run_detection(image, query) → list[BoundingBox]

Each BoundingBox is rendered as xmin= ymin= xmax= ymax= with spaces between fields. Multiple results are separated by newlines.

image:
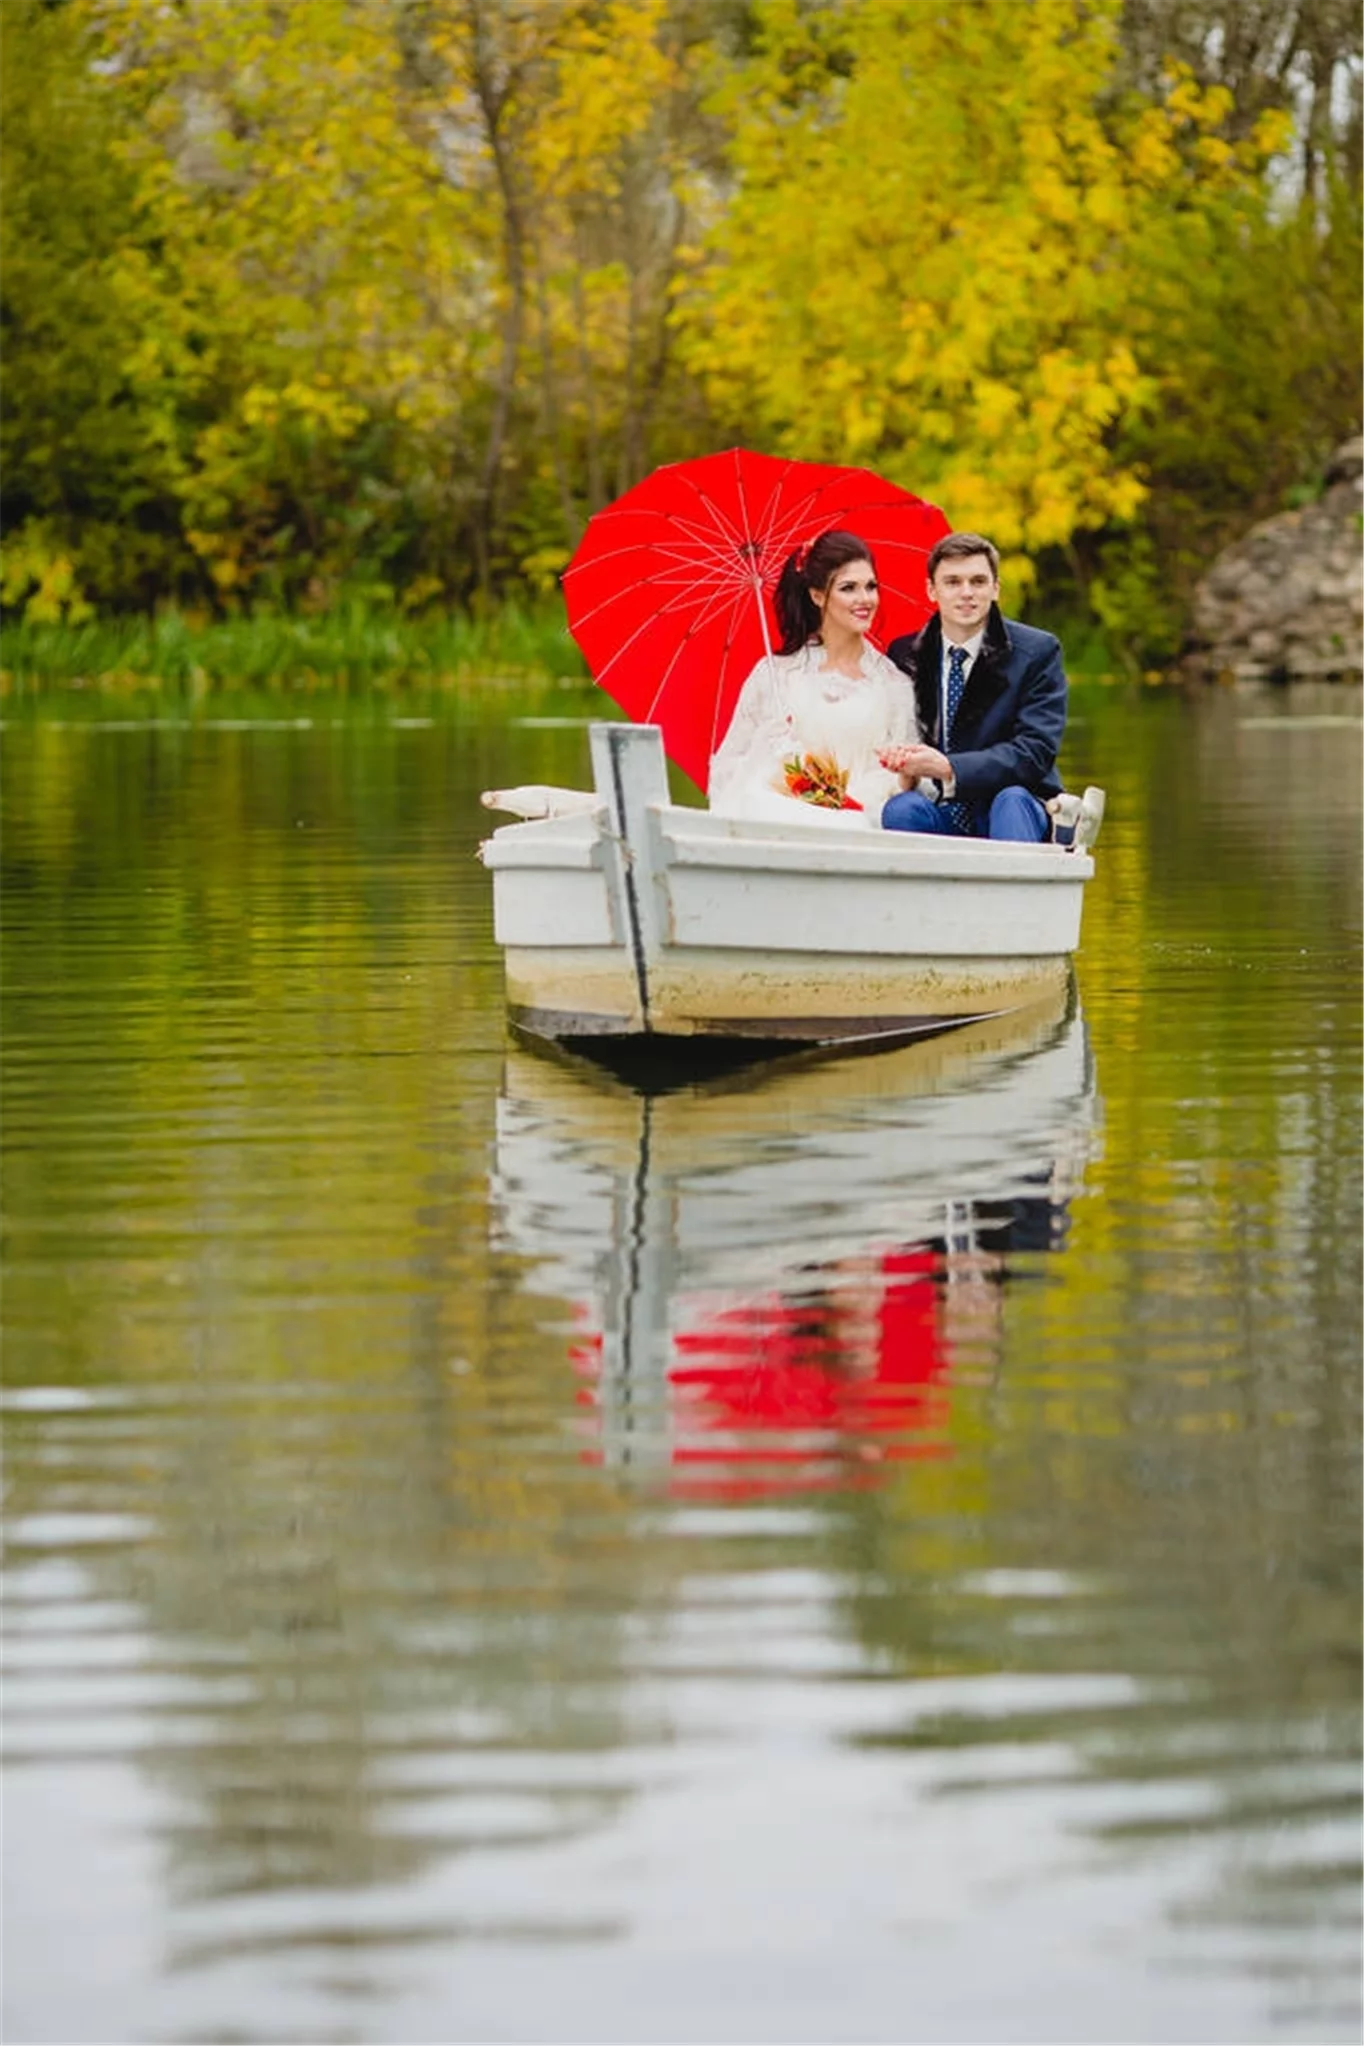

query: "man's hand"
xmin=878 ymin=742 xmax=951 ymax=786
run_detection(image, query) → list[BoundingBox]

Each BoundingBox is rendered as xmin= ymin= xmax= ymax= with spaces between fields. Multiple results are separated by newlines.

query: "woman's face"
xmin=813 ymin=558 xmax=879 ymax=639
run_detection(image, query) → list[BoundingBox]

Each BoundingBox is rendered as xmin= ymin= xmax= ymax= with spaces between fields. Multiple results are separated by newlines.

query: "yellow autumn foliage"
xmin=674 ymin=0 xmax=1290 ymax=586
xmin=0 ymin=0 xmax=1357 ymax=644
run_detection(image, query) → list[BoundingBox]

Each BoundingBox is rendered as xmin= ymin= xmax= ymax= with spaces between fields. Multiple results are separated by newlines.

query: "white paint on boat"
xmin=478 ymin=723 xmax=1097 ymax=1047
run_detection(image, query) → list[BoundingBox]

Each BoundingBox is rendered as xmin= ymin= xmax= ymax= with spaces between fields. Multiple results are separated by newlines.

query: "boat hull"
xmin=480 ymin=723 xmax=1094 ymax=1054
xmin=503 ymin=946 xmax=1070 ymax=1041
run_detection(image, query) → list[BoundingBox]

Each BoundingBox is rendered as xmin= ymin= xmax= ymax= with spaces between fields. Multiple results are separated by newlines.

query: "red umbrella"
xmin=562 ymin=447 xmax=951 ymax=791
xmin=569 ymin=1249 xmax=951 ymax=1501
xmin=666 ymin=1249 xmax=950 ymax=1498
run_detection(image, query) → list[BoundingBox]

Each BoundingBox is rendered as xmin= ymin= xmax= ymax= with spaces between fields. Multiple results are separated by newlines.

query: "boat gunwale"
xmin=659 ymin=810 xmax=1094 ymax=881
xmin=483 ymin=800 xmax=1096 ymax=884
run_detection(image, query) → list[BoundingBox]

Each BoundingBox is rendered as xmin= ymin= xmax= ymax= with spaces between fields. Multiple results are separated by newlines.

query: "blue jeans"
xmin=880 ymin=786 xmax=1049 ymax=842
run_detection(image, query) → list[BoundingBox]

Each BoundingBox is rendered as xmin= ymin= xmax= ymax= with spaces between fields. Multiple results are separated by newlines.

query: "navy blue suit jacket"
xmin=886 ymin=604 xmax=1067 ymax=822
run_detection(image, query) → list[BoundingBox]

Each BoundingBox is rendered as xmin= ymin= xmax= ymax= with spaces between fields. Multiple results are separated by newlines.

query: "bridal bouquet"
xmin=778 ymin=752 xmax=863 ymax=811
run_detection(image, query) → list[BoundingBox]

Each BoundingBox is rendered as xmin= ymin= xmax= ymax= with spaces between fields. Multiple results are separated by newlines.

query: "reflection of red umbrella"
xmin=562 ymin=448 xmax=950 ymax=791
xmin=667 ymin=1251 xmax=949 ymax=1499
xmin=571 ymin=1251 xmax=951 ymax=1502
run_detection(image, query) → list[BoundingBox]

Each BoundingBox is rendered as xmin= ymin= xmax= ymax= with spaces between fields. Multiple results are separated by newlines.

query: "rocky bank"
xmin=1184 ymin=437 xmax=1363 ymax=683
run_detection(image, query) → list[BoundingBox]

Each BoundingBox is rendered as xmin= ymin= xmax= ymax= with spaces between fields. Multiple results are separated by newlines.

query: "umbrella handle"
xmin=752 ymin=572 xmax=777 ymax=670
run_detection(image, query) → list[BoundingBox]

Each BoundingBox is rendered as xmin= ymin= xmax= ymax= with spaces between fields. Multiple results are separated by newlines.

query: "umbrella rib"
xmin=590 ymin=575 xmax=758 ymax=693
xmin=564 ymin=522 xmax=770 ymax=593
xmin=652 ymin=508 xmax=769 ymax=574
xmin=758 ymin=474 xmax=933 ymax=569
xmin=576 ymin=464 xmax=753 ymax=557
xmin=568 ymin=557 xmax=755 ymax=638
xmin=755 ymin=480 xmax=869 ymax=567
xmin=565 ymin=532 xmax=756 ymax=585
xmin=566 ymin=516 xmax=752 ymax=565
xmin=646 ymin=587 xmax=761 ymax=762
xmin=640 ymin=586 xmax=752 ymax=730
xmin=670 ymin=469 xmax=754 ymax=554
xmin=706 ymin=599 xmax=755 ymax=763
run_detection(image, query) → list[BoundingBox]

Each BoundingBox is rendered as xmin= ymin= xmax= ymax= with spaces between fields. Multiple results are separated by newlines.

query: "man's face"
xmin=929 ymin=554 xmax=999 ymax=641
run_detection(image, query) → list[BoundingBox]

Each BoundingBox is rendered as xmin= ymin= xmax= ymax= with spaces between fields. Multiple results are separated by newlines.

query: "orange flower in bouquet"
xmin=778 ymin=752 xmax=863 ymax=810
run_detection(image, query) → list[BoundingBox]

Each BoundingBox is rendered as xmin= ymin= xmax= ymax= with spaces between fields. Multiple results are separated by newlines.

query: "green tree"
xmin=673 ymin=0 xmax=1292 ymax=606
xmin=0 ymin=0 xmax=194 ymax=616
xmin=2 ymin=0 xmax=1356 ymax=652
xmin=1077 ymin=166 xmax=1362 ymax=659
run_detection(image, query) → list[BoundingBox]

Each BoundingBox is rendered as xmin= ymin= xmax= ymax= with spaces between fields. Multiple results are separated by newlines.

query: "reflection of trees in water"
xmin=144 ymin=1416 xmax=642 ymax=1904
xmin=6 ymin=695 xmax=1358 ymax=2032
xmin=2 ymin=713 xmax=696 ymax=1921
xmin=827 ymin=1166 xmax=1361 ymax=2032
xmin=6 ymin=1324 xmax=668 ymax=1923
xmin=3 ymin=1068 xmax=674 ymax=1923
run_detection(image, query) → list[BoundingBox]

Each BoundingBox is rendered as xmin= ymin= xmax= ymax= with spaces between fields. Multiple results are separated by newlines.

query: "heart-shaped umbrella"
xmin=562 ymin=448 xmax=951 ymax=791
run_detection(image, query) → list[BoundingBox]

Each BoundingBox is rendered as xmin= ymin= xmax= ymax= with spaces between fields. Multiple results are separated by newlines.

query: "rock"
xmin=1325 ymin=436 xmax=1363 ymax=484
xmin=1184 ymin=438 xmax=1363 ymax=683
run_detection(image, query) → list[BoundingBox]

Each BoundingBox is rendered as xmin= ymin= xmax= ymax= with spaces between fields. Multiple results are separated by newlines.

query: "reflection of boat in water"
xmin=479 ymin=723 xmax=1099 ymax=1070
xmin=492 ymin=985 xmax=1101 ymax=1494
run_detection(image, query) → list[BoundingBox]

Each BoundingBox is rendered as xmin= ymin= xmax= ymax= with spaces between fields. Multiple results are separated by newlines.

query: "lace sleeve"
xmin=708 ymin=657 xmax=791 ymax=811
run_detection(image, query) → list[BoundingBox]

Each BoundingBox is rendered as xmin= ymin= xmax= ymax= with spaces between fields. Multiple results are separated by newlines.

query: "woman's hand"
xmin=878 ymin=742 xmax=951 ymax=786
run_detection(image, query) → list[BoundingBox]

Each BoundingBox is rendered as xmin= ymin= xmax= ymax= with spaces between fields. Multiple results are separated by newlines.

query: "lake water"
xmin=2 ymin=679 xmax=1360 ymax=2044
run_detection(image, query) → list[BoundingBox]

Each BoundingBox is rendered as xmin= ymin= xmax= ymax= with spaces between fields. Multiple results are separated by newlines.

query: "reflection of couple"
xmin=709 ymin=528 xmax=1066 ymax=842
xmin=605 ymin=1183 xmax=1070 ymax=1501
xmin=668 ymin=1246 xmax=947 ymax=1498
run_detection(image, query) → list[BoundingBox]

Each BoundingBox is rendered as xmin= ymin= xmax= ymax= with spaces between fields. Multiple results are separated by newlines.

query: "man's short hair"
xmin=928 ymin=532 xmax=1000 ymax=580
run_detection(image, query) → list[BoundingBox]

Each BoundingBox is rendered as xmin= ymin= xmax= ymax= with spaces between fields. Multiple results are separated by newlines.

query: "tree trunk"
xmin=570 ymin=219 xmax=605 ymax=516
xmin=533 ymin=245 xmax=581 ymax=553
xmin=467 ymin=1 xmax=527 ymax=596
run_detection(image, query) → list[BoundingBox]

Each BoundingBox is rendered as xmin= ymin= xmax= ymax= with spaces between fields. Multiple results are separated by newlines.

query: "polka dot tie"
xmin=946 ymin=644 xmax=967 ymax=735
xmin=942 ymin=645 xmax=973 ymax=834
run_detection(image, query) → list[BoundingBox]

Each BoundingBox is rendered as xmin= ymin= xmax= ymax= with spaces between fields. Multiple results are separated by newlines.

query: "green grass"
xmin=0 ymin=599 xmax=590 ymax=693
xmin=0 ymin=596 xmax=1153 ymax=703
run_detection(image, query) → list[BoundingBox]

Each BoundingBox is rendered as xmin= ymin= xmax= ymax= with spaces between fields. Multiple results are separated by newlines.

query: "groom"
xmin=879 ymin=532 xmax=1066 ymax=841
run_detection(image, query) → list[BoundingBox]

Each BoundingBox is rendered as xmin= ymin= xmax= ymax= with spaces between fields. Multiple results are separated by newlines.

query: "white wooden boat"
xmin=479 ymin=722 xmax=1099 ymax=1067
xmin=491 ymin=991 xmax=1100 ymax=1482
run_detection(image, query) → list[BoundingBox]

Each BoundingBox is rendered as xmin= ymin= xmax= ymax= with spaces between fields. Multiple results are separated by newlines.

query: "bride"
xmin=708 ymin=529 xmax=920 ymax=829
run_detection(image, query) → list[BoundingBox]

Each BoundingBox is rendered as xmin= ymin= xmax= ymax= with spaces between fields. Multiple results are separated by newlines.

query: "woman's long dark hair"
xmin=773 ymin=530 xmax=877 ymax=656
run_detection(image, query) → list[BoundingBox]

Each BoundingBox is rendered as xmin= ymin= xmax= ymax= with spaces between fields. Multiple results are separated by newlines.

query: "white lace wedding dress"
xmin=708 ymin=642 xmax=919 ymax=830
